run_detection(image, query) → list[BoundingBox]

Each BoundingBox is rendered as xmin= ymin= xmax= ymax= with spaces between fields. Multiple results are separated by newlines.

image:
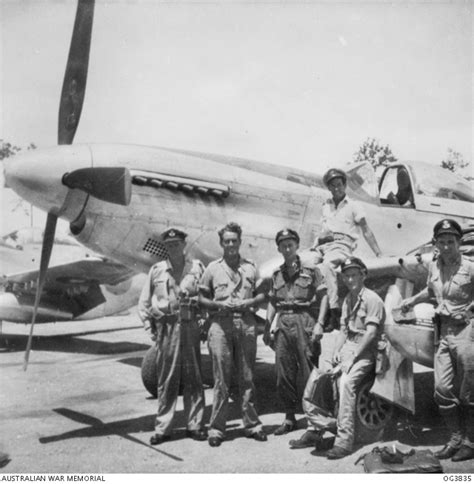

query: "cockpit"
xmin=379 ymin=161 xmax=473 ymax=205
xmin=346 ymin=161 xmax=473 ymax=219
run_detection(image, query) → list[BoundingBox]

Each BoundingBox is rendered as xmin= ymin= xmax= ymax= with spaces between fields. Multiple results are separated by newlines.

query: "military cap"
xmin=341 ymin=256 xmax=368 ymax=274
xmin=275 ymin=228 xmax=300 ymax=245
xmin=433 ymin=219 xmax=462 ymax=239
xmin=323 ymin=168 xmax=347 ymax=187
xmin=161 ymin=227 xmax=187 ymax=242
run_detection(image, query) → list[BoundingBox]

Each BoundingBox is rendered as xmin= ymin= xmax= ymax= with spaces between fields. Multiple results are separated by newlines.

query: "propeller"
xmin=24 ymin=0 xmax=96 ymax=370
xmin=58 ymin=0 xmax=95 ymax=146
xmin=23 ymin=214 xmax=57 ymax=370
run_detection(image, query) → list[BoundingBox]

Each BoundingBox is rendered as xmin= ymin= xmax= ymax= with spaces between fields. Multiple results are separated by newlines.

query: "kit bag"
xmin=362 ymin=446 xmax=443 ymax=474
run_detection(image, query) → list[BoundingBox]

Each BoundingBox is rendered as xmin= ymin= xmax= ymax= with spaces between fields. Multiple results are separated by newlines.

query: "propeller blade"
xmin=62 ymin=167 xmax=132 ymax=206
xmin=58 ymin=0 xmax=95 ymax=145
xmin=23 ymin=213 xmax=58 ymax=371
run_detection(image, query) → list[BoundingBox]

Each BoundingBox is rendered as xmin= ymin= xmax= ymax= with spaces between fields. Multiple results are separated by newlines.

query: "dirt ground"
xmin=1 ymin=314 xmax=473 ymax=474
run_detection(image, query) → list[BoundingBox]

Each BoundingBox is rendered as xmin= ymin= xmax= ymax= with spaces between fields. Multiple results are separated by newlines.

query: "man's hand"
xmin=198 ymin=318 xmax=210 ymax=342
xmin=263 ymin=321 xmax=275 ymax=349
xmin=463 ymin=302 xmax=474 ymax=321
xmin=341 ymin=355 xmax=355 ymax=373
xmin=332 ymin=350 xmax=341 ymax=366
xmin=400 ymin=298 xmax=414 ymax=313
xmin=215 ymin=300 xmax=234 ymax=311
xmin=318 ymin=231 xmax=335 ymax=246
xmin=311 ymin=322 xmax=324 ymax=343
xmin=145 ymin=327 xmax=157 ymax=342
xmin=230 ymin=299 xmax=252 ymax=310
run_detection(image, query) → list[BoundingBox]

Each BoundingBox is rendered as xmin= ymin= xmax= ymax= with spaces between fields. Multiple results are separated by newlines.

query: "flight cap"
xmin=433 ymin=219 xmax=462 ymax=239
xmin=275 ymin=228 xmax=300 ymax=245
xmin=341 ymin=256 xmax=368 ymax=274
xmin=161 ymin=228 xmax=187 ymax=243
xmin=323 ymin=168 xmax=347 ymax=187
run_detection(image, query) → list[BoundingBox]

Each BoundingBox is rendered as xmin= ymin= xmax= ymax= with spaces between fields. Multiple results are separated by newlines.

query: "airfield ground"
xmin=0 ymin=313 xmax=473 ymax=474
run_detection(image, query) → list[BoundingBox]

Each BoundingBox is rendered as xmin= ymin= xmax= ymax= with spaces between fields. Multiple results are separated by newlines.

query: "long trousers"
xmin=312 ymin=241 xmax=353 ymax=309
xmin=154 ymin=318 xmax=205 ymax=435
xmin=302 ymin=340 xmax=374 ymax=451
xmin=274 ymin=311 xmax=317 ymax=415
xmin=434 ymin=321 xmax=474 ymax=448
xmin=207 ymin=313 xmax=262 ymax=439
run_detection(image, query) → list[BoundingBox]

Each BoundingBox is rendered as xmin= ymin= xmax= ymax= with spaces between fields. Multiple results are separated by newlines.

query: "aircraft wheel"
xmin=141 ymin=345 xmax=158 ymax=398
xmin=355 ymin=377 xmax=395 ymax=444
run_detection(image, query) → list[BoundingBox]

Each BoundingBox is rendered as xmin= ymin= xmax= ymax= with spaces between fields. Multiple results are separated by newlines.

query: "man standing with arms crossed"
xmin=199 ymin=222 xmax=267 ymax=447
xmin=138 ymin=228 xmax=207 ymax=445
xmin=402 ymin=219 xmax=474 ymax=462
xmin=313 ymin=168 xmax=383 ymax=330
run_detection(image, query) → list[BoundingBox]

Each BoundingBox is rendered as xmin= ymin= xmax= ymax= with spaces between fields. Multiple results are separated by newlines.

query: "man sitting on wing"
xmin=312 ymin=168 xmax=382 ymax=331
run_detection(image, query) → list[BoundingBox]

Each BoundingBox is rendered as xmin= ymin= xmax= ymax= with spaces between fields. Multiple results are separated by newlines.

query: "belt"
xmin=219 ymin=310 xmax=248 ymax=318
xmin=153 ymin=313 xmax=179 ymax=323
xmin=277 ymin=306 xmax=310 ymax=314
xmin=333 ymin=232 xmax=355 ymax=243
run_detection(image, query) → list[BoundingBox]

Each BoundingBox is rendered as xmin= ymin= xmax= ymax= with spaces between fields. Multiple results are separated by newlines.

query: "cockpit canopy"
xmin=346 ymin=160 xmax=473 ymax=219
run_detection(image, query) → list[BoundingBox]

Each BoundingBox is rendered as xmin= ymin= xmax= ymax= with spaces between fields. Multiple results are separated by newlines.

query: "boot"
xmin=464 ymin=407 xmax=474 ymax=448
xmin=452 ymin=407 xmax=474 ymax=462
xmin=434 ymin=408 xmax=463 ymax=458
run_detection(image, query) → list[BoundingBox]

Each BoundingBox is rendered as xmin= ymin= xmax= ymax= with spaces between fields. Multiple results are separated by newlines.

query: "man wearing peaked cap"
xmin=340 ymin=256 xmax=368 ymax=273
xmin=402 ymin=219 xmax=474 ymax=462
xmin=291 ymin=255 xmax=385 ymax=458
xmin=161 ymin=227 xmax=188 ymax=242
xmin=322 ymin=168 xmax=347 ymax=187
xmin=266 ymin=228 xmax=328 ymax=438
xmin=433 ymin=218 xmax=463 ymax=239
xmin=311 ymin=167 xmax=382 ymax=332
xmin=138 ymin=227 xmax=207 ymax=445
xmin=275 ymin=228 xmax=300 ymax=245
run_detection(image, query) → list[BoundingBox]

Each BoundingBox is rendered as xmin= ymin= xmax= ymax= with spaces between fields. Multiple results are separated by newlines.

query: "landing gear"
xmin=141 ymin=345 xmax=158 ymax=398
xmin=355 ymin=377 xmax=395 ymax=444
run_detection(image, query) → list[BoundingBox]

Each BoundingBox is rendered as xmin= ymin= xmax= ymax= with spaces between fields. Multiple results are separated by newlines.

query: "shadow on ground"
xmin=0 ymin=326 xmax=148 ymax=356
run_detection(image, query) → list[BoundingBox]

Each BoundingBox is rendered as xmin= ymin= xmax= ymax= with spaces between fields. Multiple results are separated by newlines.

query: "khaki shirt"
xmin=199 ymin=257 xmax=257 ymax=303
xmin=320 ymin=196 xmax=365 ymax=241
xmin=269 ymin=256 xmax=326 ymax=307
xmin=138 ymin=258 xmax=204 ymax=328
xmin=341 ymin=287 xmax=385 ymax=339
xmin=427 ymin=255 xmax=474 ymax=319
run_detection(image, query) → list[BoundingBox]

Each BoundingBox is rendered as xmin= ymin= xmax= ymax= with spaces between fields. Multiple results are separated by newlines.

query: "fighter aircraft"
xmin=3 ymin=0 xmax=473 ymax=439
xmin=0 ymin=225 xmax=146 ymax=330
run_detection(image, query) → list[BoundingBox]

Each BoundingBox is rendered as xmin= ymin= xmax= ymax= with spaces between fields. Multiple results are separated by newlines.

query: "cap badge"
xmin=442 ymin=220 xmax=450 ymax=229
xmin=169 ymin=230 xmax=176 ymax=237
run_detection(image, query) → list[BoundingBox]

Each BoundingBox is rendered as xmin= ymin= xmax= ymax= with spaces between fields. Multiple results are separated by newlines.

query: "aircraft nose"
xmin=4 ymin=145 xmax=92 ymax=217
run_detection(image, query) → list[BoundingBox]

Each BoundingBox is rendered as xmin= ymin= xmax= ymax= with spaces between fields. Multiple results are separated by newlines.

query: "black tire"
xmin=355 ymin=377 xmax=395 ymax=444
xmin=141 ymin=345 xmax=158 ymax=398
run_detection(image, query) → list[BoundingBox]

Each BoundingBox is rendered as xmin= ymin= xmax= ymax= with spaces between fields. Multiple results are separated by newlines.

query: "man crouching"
xmin=289 ymin=256 xmax=385 ymax=459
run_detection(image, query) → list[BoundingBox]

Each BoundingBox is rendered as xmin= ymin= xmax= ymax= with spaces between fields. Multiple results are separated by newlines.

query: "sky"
xmin=1 ymin=0 xmax=473 ymax=176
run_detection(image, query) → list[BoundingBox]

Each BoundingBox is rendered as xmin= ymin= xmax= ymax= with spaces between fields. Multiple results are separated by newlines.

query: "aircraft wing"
xmin=0 ymin=258 xmax=137 ymax=323
xmin=4 ymin=257 xmax=136 ymax=289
